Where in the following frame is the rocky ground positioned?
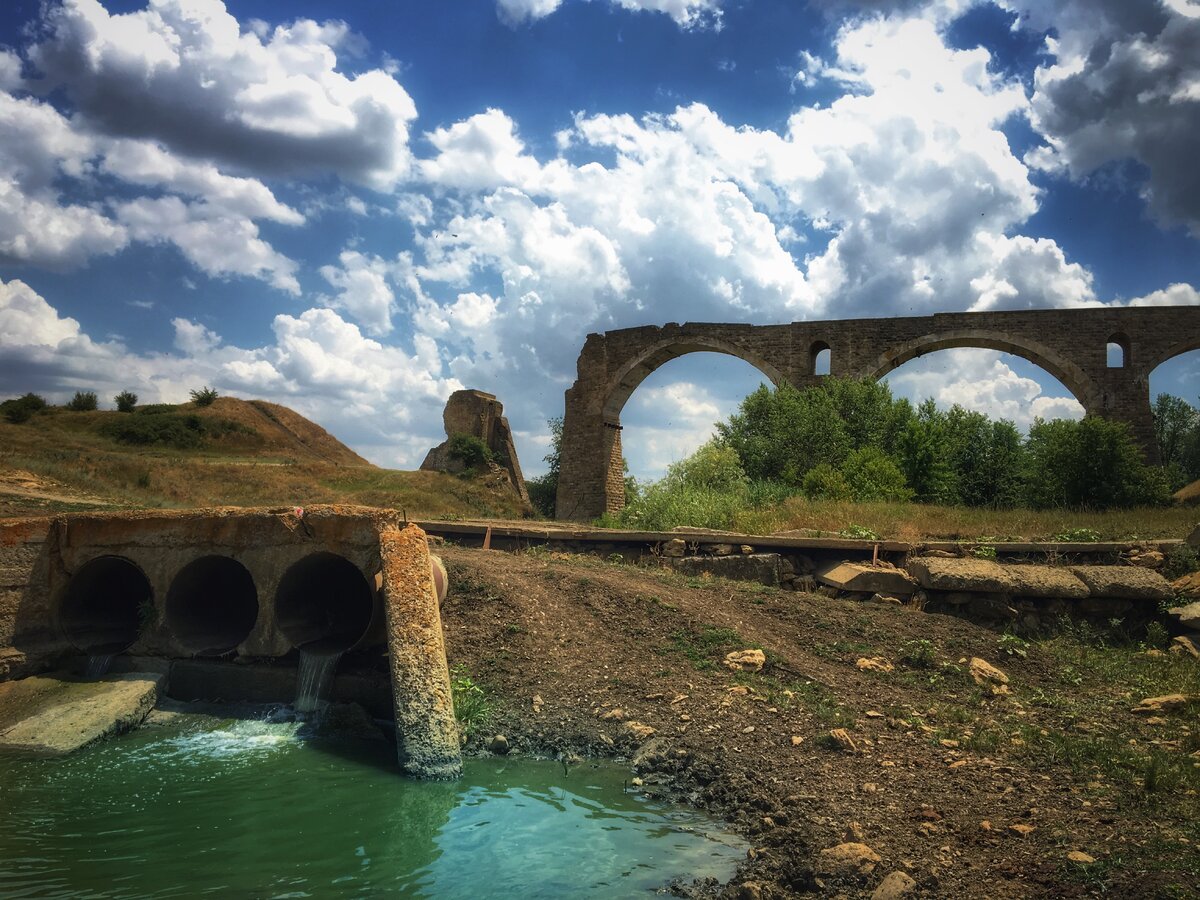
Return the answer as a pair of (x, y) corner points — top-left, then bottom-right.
(437, 545), (1200, 899)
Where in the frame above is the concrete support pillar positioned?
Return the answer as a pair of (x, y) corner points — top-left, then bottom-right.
(378, 525), (462, 779)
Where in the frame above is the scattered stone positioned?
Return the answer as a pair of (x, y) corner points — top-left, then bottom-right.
(872, 870), (916, 899)
(829, 727), (859, 753)
(661, 539), (686, 558)
(600, 707), (626, 721)
(844, 821), (865, 842)
(1009, 824), (1036, 836)
(1142, 649), (1167, 658)
(725, 649), (767, 672)
(1067, 851), (1097, 864)
(857, 657), (894, 673)
(737, 882), (763, 900)
(532, 694), (545, 713)
(816, 842), (881, 878)
(919, 550), (958, 558)
(706, 543), (737, 556)
(868, 593), (904, 606)
(740, 545), (755, 555)
(865, 710), (884, 718)
(1167, 599), (1200, 627)
(630, 776), (644, 787)
(917, 805), (942, 821)
(939, 739), (959, 748)
(488, 734), (510, 755)
(1170, 635), (1200, 659)
(623, 721), (657, 742)
(1128, 550), (1165, 568)
(1070, 565), (1174, 603)
(969, 658), (1011, 696)
(1132, 694), (1196, 715)
(791, 735), (805, 746)
(818, 562), (917, 596)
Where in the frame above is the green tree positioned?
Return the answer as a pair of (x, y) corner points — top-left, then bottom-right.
(526, 417), (562, 518)
(114, 390), (138, 413)
(895, 402), (956, 503)
(1024, 416), (1167, 509)
(66, 390), (98, 411)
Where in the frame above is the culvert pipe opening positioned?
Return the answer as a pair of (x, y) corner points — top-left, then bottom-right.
(165, 555), (258, 656)
(276, 552), (374, 655)
(59, 556), (151, 656)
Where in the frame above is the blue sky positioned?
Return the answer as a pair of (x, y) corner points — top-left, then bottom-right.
(1, 0), (1197, 481)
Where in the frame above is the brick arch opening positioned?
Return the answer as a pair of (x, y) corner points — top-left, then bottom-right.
(868, 329), (1099, 411)
(601, 336), (785, 423)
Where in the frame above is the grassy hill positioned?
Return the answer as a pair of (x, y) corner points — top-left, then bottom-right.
(0, 397), (529, 520)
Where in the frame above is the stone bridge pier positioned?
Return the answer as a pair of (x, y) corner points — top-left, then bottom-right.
(555, 307), (1200, 521)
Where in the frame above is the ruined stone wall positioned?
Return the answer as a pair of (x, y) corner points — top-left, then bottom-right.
(422, 389), (530, 505)
(556, 307), (1200, 521)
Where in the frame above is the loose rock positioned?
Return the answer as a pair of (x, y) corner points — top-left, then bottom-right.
(969, 658), (1011, 695)
(725, 649), (767, 672)
(816, 842), (881, 878)
(872, 870), (917, 899)
(857, 657), (894, 673)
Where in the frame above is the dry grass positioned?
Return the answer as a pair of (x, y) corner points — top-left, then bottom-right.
(0, 403), (528, 520)
(729, 495), (1195, 541)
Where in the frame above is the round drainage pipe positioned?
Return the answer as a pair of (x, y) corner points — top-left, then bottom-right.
(59, 556), (151, 655)
(165, 555), (259, 656)
(276, 552), (375, 655)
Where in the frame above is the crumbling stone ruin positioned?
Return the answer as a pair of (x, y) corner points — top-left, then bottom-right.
(422, 389), (529, 505)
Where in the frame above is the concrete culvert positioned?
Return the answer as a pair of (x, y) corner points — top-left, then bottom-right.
(276, 552), (373, 655)
(166, 555), (258, 656)
(60, 556), (151, 655)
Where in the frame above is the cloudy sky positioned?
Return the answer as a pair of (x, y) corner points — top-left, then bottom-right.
(1, 0), (1198, 481)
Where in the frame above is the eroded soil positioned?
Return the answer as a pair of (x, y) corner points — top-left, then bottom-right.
(438, 546), (1200, 899)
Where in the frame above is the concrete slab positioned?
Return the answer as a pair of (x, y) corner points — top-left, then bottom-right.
(1070, 566), (1174, 603)
(907, 558), (1087, 599)
(817, 562), (916, 595)
(0, 671), (163, 756)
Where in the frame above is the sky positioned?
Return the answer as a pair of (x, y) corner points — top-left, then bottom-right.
(1, 0), (1198, 482)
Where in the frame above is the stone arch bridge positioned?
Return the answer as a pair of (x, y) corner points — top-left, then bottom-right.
(555, 307), (1200, 521)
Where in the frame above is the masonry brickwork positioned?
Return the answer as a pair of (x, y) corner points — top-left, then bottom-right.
(555, 307), (1200, 521)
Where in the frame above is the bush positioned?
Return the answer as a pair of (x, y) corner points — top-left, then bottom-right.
(99, 413), (251, 449)
(1162, 544), (1199, 581)
(0, 392), (47, 424)
(66, 390), (98, 411)
(114, 391), (138, 413)
(840, 447), (912, 502)
(447, 434), (492, 469)
(802, 463), (851, 500)
(189, 386), (219, 407)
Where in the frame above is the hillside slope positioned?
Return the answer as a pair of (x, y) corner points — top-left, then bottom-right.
(0, 397), (526, 519)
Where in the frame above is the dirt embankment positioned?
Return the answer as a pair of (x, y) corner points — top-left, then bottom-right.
(438, 546), (1200, 899)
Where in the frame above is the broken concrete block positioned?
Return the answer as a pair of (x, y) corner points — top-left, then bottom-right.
(0, 672), (164, 756)
(817, 562), (916, 596)
(673, 553), (781, 587)
(907, 558), (1087, 599)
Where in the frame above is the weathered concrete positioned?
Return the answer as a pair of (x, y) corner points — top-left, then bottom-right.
(0, 672), (163, 756)
(908, 558), (1088, 599)
(817, 562), (917, 595)
(556, 308), (1200, 519)
(421, 389), (529, 505)
(1070, 566), (1174, 603)
(1167, 601), (1200, 631)
(379, 525), (462, 779)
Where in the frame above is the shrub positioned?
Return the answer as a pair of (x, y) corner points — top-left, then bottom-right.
(189, 386), (219, 407)
(66, 391), (98, 411)
(0, 392), (47, 424)
(99, 412), (250, 449)
(449, 665), (492, 738)
(839, 447), (912, 502)
(447, 434), (492, 469)
(802, 463), (851, 500)
(1162, 544), (1200, 581)
(114, 391), (138, 413)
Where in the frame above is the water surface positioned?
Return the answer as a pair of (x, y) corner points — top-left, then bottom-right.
(0, 709), (744, 897)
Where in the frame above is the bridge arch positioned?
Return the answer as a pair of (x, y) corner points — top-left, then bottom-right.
(1147, 334), (1200, 374)
(868, 329), (1101, 411)
(601, 335), (785, 422)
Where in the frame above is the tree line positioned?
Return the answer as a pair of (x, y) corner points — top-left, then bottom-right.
(528, 378), (1199, 521)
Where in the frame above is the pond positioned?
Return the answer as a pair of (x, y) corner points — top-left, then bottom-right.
(0, 708), (746, 897)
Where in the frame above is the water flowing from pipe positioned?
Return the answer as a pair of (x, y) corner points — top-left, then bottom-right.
(295, 650), (342, 714)
(84, 654), (115, 679)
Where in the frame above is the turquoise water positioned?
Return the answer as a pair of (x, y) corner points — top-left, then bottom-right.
(0, 710), (745, 898)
